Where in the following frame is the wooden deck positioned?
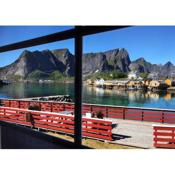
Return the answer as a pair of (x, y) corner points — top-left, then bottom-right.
(110, 118), (173, 148)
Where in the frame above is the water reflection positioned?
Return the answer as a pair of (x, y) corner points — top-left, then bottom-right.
(164, 93), (172, 101)
(146, 91), (160, 100)
(0, 82), (74, 99)
(84, 86), (175, 109)
(1, 83), (175, 109)
(90, 86), (175, 101)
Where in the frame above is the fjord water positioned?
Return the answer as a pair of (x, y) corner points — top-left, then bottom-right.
(1, 82), (175, 110)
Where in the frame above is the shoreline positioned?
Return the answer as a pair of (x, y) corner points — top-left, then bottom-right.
(10, 80), (75, 84)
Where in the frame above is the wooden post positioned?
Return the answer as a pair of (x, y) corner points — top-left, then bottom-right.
(51, 102), (53, 112)
(123, 108), (125, 120)
(154, 127), (157, 147)
(9, 100), (11, 107)
(162, 111), (164, 123)
(90, 105), (93, 113)
(142, 110), (144, 121)
(172, 129), (174, 144)
(63, 103), (66, 111)
(106, 106), (108, 118)
(4, 108), (5, 118)
(74, 26), (83, 147)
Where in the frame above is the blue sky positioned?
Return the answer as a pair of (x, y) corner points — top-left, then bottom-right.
(0, 26), (175, 67)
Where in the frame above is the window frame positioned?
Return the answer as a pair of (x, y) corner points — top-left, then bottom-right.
(0, 26), (129, 147)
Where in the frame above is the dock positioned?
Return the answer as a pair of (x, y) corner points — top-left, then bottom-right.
(111, 118), (157, 148)
(21, 95), (73, 102)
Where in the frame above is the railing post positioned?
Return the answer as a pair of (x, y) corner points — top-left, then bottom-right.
(123, 108), (125, 120)
(90, 105), (93, 113)
(62, 103), (65, 111)
(38, 102), (41, 111)
(172, 129), (174, 143)
(154, 127), (157, 147)
(141, 110), (144, 121)
(9, 100), (11, 107)
(51, 102), (53, 112)
(106, 106), (108, 118)
(4, 108), (5, 119)
(74, 26), (83, 147)
(162, 111), (164, 123)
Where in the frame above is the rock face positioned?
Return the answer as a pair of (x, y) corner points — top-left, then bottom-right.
(82, 48), (131, 75)
(105, 48), (131, 72)
(0, 48), (132, 79)
(82, 52), (109, 75)
(129, 57), (153, 73)
(0, 47), (175, 79)
(159, 61), (175, 77)
(0, 49), (75, 79)
(51, 49), (75, 76)
(129, 58), (175, 77)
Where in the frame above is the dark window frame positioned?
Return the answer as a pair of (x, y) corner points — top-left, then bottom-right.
(0, 26), (129, 146)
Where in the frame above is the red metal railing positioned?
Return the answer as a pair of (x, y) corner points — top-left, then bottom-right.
(153, 125), (175, 148)
(0, 106), (113, 141)
(1, 99), (175, 124)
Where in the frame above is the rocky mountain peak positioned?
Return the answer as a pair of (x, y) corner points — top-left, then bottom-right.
(129, 57), (152, 73)
(118, 48), (129, 56)
(52, 48), (70, 55)
(20, 50), (32, 58)
(0, 47), (175, 79)
(135, 57), (146, 63)
(164, 61), (173, 67)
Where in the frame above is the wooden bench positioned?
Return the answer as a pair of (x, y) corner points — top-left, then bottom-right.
(0, 106), (113, 141)
(153, 125), (175, 148)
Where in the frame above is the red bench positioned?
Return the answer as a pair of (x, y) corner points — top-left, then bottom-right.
(0, 106), (113, 141)
(153, 125), (175, 148)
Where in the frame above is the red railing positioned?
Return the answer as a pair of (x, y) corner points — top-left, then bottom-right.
(1, 99), (175, 124)
(153, 125), (175, 148)
(0, 106), (113, 141)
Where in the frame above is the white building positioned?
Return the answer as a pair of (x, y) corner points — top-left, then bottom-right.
(94, 78), (105, 87)
(128, 71), (140, 80)
(148, 72), (159, 80)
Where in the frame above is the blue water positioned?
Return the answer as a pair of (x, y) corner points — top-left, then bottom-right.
(0, 82), (175, 110)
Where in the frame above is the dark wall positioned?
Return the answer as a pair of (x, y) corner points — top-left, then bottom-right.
(0, 121), (88, 149)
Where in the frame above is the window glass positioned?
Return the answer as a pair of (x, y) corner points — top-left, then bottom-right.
(82, 26), (175, 149)
(0, 37), (75, 144)
(0, 26), (74, 46)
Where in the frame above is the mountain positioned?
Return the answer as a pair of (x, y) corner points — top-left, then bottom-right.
(129, 57), (163, 74)
(82, 48), (131, 75)
(0, 48), (131, 79)
(0, 49), (75, 79)
(104, 48), (131, 72)
(51, 49), (75, 76)
(129, 58), (175, 77)
(129, 57), (152, 73)
(0, 47), (175, 80)
(160, 61), (175, 77)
